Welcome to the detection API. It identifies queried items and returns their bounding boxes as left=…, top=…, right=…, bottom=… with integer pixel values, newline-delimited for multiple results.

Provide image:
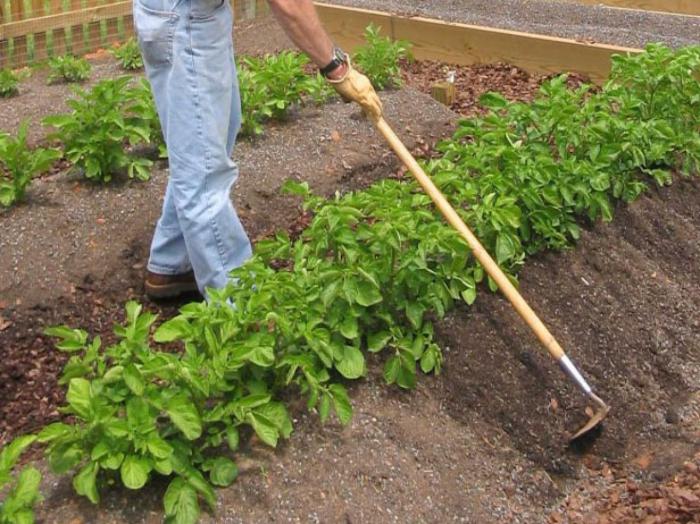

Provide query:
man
left=135, top=0, right=382, bottom=299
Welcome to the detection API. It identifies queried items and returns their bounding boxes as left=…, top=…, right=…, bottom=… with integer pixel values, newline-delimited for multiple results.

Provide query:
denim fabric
left=133, top=0, right=252, bottom=297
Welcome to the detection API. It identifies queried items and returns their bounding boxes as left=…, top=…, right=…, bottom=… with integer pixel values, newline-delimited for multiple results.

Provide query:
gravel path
left=325, top=0, right=700, bottom=49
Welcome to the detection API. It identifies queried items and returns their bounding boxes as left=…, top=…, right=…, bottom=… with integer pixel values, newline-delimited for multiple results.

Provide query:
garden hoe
left=372, top=115, right=610, bottom=442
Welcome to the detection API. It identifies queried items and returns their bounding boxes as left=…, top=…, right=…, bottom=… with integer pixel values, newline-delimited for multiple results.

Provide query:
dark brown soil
left=551, top=451, right=700, bottom=523
left=402, top=58, right=591, bottom=118
left=435, top=174, right=700, bottom=473
left=0, top=14, right=698, bottom=524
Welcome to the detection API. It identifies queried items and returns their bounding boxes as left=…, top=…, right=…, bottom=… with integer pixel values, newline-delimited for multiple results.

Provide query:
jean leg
left=165, top=0, right=251, bottom=295
left=147, top=182, right=192, bottom=274
left=134, top=0, right=191, bottom=275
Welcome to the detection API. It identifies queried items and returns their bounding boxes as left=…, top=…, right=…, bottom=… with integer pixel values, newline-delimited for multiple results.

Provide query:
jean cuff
left=147, top=261, right=192, bottom=275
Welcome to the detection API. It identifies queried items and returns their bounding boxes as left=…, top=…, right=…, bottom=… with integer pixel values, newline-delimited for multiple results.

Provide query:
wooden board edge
left=314, top=2, right=642, bottom=83
left=570, top=0, right=700, bottom=17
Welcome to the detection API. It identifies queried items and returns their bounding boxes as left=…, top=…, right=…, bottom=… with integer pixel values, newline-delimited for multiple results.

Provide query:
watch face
left=334, top=47, right=347, bottom=63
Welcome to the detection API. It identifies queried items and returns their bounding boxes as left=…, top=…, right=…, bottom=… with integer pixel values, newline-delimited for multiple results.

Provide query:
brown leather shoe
left=145, top=270, right=198, bottom=299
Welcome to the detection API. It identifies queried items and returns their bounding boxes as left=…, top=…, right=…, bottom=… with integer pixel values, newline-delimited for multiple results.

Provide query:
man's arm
left=267, top=0, right=383, bottom=120
left=267, top=0, right=336, bottom=70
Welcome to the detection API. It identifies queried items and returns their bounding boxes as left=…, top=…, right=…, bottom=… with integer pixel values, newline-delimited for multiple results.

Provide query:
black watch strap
left=320, top=47, right=347, bottom=78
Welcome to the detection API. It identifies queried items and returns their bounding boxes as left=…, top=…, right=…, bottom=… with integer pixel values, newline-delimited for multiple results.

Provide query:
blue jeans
left=134, top=0, right=251, bottom=297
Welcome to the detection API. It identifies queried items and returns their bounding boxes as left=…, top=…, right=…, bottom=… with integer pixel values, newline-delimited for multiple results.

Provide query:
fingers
left=329, top=67, right=383, bottom=120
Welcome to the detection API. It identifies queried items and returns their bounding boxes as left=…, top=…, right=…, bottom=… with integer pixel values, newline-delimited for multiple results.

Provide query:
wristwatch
left=320, top=46, right=348, bottom=78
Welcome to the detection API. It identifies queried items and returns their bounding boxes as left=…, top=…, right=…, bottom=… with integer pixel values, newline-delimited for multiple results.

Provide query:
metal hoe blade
left=570, top=392, right=611, bottom=441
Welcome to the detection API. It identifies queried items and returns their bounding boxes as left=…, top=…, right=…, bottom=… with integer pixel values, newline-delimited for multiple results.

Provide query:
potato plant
left=0, top=69, right=20, bottom=98
left=47, top=55, right=91, bottom=84
left=2, top=44, right=699, bottom=524
left=43, top=77, right=153, bottom=182
left=353, top=23, right=412, bottom=90
left=0, top=436, right=42, bottom=524
left=0, top=123, right=61, bottom=208
left=238, top=51, right=329, bottom=136
left=110, top=38, right=144, bottom=71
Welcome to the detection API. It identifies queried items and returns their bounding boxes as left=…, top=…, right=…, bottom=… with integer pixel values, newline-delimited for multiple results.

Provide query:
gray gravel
left=325, top=0, right=700, bottom=49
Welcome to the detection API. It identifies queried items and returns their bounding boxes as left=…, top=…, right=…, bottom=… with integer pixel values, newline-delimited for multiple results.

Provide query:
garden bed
left=1, top=14, right=699, bottom=524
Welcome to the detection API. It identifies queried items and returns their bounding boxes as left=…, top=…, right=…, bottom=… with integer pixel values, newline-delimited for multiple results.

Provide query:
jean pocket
left=190, top=0, right=226, bottom=21
left=134, top=1, right=177, bottom=67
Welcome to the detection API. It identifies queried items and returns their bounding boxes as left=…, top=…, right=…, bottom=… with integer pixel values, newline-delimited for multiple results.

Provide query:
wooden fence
left=0, top=0, right=268, bottom=67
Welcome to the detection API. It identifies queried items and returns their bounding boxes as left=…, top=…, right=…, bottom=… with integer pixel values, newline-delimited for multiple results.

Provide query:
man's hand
left=327, top=63, right=383, bottom=122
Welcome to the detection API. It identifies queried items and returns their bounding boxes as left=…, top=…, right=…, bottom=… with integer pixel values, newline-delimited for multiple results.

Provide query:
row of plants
left=1, top=43, right=697, bottom=523
left=0, top=38, right=145, bottom=99
left=0, top=77, right=161, bottom=207
left=237, top=24, right=410, bottom=136
left=0, top=25, right=407, bottom=207
left=0, top=56, right=91, bottom=95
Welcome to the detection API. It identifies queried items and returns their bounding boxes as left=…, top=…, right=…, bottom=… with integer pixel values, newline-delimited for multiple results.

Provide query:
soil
left=1, top=14, right=699, bottom=524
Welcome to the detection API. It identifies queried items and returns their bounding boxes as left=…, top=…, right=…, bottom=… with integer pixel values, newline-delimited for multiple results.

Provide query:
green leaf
left=182, top=468, right=216, bottom=510
left=495, top=234, right=516, bottom=264
left=420, top=347, right=437, bottom=374
left=461, top=287, right=477, bottom=305
left=120, top=455, right=150, bottom=490
left=367, top=330, right=391, bottom=353
left=318, top=394, right=331, bottom=423
left=1, top=435, right=37, bottom=479
left=164, top=477, right=200, bottom=524
left=335, top=346, right=365, bottom=379
left=166, top=396, right=202, bottom=441
left=153, top=457, right=173, bottom=476
left=43, top=326, right=88, bottom=352
left=255, top=402, right=293, bottom=439
left=6, top=466, right=41, bottom=514
left=101, top=452, right=125, bottom=471
left=11, top=509, right=36, bottom=524
left=154, top=316, right=192, bottom=343
left=247, top=412, right=280, bottom=448
left=225, top=427, right=240, bottom=451
left=329, top=384, right=352, bottom=425
left=344, top=276, right=382, bottom=307
left=147, top=435, right=173, bottom=459
left=355, top=280, right=383, bottom=307
left=73, top=462, right=99, bottom=504
left=66, top=378, right=92, bottom=419
left=209, top=457, right=238, bottom=487
left=396, top=359, right=417, bottom=389
left=123, top=364, right=145, bottom=396
left=406, top=302, right=425, bottom=329
left=340, top=315, right=359, bottom=339
left=479, top=91, right=508, bottom=109
left=49, top=443, right=83, bottom=474
left=37, top=423, right=72, bottom=444
left=383, top=356, right=400, bottom=384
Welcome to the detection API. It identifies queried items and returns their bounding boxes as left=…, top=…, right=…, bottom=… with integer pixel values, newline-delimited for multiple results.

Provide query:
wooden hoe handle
left=375, top=117, right=567, bottom=361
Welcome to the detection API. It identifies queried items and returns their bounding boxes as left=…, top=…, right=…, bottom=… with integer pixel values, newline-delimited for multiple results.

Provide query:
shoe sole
left=145, top=281, right=199, bottom=299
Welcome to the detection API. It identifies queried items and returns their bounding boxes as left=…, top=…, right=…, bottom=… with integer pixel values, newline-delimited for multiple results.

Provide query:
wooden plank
left=314, top=4, right=392, bottom=50
left=0, top=0, right=130, bottom=39
left=315, top=3, right=641, bottom=83
left=569, top=0, right=699, bottom=17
